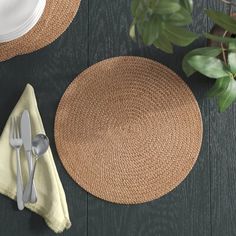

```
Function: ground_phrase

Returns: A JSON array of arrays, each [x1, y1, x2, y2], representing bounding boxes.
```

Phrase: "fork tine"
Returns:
[[10, 117, 13, 139], [14, 117, 17, 139], [17, 117, 21, 138], [13, 117, 16, 139], [15, 117, 19, 138], [14, 117, 17, 138], [18, 117, 21, 138]]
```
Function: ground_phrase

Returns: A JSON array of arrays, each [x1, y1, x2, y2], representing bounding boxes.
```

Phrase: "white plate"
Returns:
[[0, 0, 46, 42]]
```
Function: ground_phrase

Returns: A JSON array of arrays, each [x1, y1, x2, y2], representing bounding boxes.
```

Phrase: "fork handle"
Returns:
[[16, 148, 24, 210]]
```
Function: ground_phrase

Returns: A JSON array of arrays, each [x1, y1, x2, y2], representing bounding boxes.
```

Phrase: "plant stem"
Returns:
[[221, 30, 228, 64], [221, 0, 236, 8]]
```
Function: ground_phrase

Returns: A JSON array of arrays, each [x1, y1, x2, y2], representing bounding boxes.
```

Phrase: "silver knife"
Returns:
[[21, 110, 37, 203]]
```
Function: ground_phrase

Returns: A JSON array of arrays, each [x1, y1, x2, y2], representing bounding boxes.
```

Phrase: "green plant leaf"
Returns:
[[129, 21, 136, 41], [180, 0, 193, 12], [131, 0, 140, 16], [217, 77, 236, 112], [228, 41, 236, 73], [204, 33, 236, 44], [155, 0, 181, 15], [206, 10, 236, 33], [229, 41, 236, 50], [164, 24, 198, 46], [207, 76, 231, 97], [154, 32, 173, 53], [207, 76, 236, 112], [132, 0, 146, 20], [141, 16, 160, 45], [167, 7, 192, 26], [182, 47, 222, 77], [188, 55, 230, 78]]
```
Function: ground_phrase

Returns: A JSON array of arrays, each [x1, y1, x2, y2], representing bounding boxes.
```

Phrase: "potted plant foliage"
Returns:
[[130, 0, 197, 53], [130, 0, 236, 112]]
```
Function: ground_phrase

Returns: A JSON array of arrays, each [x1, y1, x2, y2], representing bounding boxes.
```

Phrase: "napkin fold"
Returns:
[[0, 84, 71, 233]]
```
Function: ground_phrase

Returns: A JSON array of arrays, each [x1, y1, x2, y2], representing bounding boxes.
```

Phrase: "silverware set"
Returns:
[[9, 110, 49, 210]]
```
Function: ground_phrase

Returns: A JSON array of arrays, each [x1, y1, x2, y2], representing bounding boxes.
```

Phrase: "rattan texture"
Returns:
[[0, 0, 81, 62], [55, 56, 203, 204]]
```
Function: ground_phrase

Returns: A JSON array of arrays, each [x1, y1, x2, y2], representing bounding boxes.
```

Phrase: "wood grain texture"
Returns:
[[87, 1, 211, 236], [208, 1, 236, 236], [0, 0, 88, 235]]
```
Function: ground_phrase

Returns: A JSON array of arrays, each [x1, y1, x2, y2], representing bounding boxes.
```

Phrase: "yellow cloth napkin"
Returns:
[[0, 84, 71, 233]]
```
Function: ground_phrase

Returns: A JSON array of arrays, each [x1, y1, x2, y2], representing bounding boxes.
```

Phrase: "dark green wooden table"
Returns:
[[0, 0, 234, 235]]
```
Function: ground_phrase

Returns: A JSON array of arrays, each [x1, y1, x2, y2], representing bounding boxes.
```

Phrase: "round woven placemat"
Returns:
[[55, 56, 203, 204], [0, 0, 81, 62]]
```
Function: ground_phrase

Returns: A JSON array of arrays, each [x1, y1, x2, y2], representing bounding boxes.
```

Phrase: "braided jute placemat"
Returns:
[[0, 0, 81, 62], [55, 56, 203, 204]]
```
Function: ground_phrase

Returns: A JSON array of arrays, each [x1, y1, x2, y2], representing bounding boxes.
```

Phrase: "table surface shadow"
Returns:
[[0, 0, 235, 236]]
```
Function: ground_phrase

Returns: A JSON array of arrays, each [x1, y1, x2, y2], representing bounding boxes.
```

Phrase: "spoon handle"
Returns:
[[24, 151, 37, 203], [23, 160, 37, 203]]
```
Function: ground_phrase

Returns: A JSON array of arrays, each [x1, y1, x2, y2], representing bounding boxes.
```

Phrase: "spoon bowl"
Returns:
[[32, 134, 49, 158]]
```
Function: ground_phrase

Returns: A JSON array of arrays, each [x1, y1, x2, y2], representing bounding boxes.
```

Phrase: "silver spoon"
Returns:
[[23, 134, 49, 203]]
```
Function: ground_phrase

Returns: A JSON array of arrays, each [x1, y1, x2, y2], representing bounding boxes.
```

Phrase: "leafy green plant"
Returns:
[[130, 0, 198, 53], [130, 0, 236, 112], [183, 9, 236, 112]]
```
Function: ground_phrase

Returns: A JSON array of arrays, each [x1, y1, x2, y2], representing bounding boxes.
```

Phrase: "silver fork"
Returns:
[[9, 117, 24, 210]]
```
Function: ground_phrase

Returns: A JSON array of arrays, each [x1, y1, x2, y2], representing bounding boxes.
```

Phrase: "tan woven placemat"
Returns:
[[0, 0, 81, 62], [55, 56, 203, 204]]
